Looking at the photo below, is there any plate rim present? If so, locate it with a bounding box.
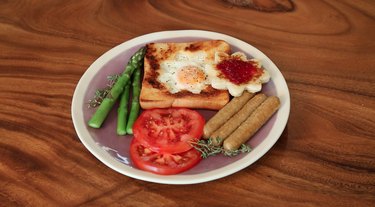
[71,29,290,184]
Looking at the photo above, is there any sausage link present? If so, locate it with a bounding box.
[203,91,254,139]
[223,96,280,151]
[210,93,267,145]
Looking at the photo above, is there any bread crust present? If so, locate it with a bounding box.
[140,40,231,110]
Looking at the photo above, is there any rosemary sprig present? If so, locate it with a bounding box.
[189,138,252,158]
[88,74,120,108]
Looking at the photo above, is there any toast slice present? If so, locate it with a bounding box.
[140,40,231,110]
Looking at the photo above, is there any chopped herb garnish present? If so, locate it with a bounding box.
[189,138,252,158]
[88,74,120,108]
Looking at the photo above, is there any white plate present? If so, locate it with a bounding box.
[71,30,290,184]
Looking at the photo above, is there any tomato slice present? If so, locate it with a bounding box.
[130,138,202,175]
[133,108,205,154]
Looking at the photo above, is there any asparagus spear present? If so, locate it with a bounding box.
[116,83,130,135]
[88,47,145,128]
[126,65,142,134]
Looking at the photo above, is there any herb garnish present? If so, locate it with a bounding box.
[189,138,252,158]
[88,74,120,108]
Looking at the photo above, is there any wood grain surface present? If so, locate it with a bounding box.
[1,0,374,206]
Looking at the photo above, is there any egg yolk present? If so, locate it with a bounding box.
[176,66,206,86]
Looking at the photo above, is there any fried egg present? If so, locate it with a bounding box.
[206,52,270,97]
[158,52,210,94]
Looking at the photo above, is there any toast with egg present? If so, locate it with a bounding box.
[140,40,231,110]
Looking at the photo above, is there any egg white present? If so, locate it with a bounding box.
[158,52,210,94]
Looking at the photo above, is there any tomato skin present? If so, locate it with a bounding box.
[130,139,202,175]
[133,108,205,154]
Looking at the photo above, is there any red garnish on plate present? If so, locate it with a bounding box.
[216,59,263,85]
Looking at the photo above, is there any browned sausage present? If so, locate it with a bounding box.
[203,91,254,139]
[223,96,280,151]
[210,93,267,145]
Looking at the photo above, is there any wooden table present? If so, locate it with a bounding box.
[1,0,374,206]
